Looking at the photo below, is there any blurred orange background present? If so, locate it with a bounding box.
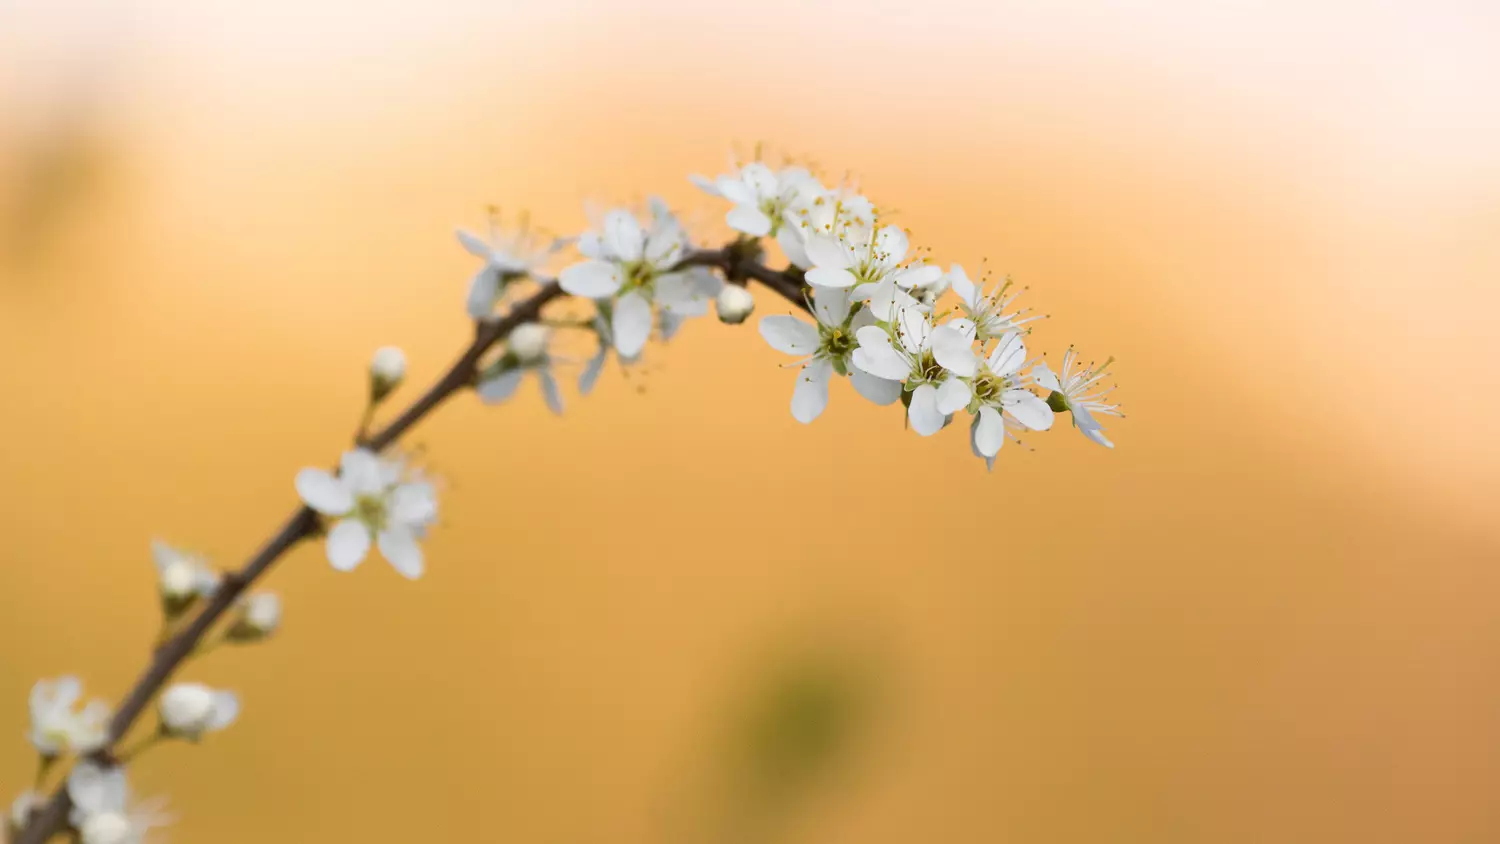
[2,1,1499,841]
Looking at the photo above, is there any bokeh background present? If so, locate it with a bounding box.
[3,1,1499,841]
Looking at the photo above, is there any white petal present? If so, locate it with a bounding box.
[689,173,720,196]
[612,291,652,358]
[340,449,385,495]
[456,229,492,260]
[896,306,930,354]
[742,162,778,197]
[67,762,126,816]
[758,316,819,355]
[803,235,850,270]
[908,384,945,436]
[790,359,833,424]
[579,350,606,395]
[987,332,1027,376]
[378,525,425,580]
[976,406,1006,457]
[716,177,755,205]
[477,368,524,404]
[603,210,644,261]
[1031,362,1061,392]
[849,368,902,405]
[726,205,773,237]
[391,482,438,525]
[559,260,622,298]
[948,264,977,306]
[812,286,852,326]
[325,519,371,572]
[1081,424,1116,448]
[1004,390,1055,431]
[466,267,501,319]
[852,328,909,381]
[538,369,564,416]
[777,225,812,269]
[865,278,919,322]
[894,264,942,288]
[874,225,909,264]
[295,469,353,515]
[207,692,240,731]
[805,267,858,289]
[936,377,972,414]
[644,223,686,266]
[930,325,978,377]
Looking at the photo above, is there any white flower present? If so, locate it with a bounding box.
[947,264,1041,340]
[758,288,902,423]
[369,346,406,399]
[149,541,218,614]
[29,677,110,757]
[459,210,565,319]
[963,331,1055,461]
[716,284,755,324]
[158,683,238,740]
[1032,348,1121,448]
[852,307,976,435]
[226,593,281,642]
[692,162,823,237]
[477,324,563,416]
[802,221,941,321]
[558,206,694,358]
[67,762,170,844]
[295,450,438,580]
[776,189,875,270]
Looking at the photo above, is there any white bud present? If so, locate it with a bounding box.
[227,593,281,642]
[715,285,755,324]
[509,323,549,364]
[8,790,41,833]
[158,683,239,740]
[79,812,133,844]
[369,346,406,401]
[158,561,197,601]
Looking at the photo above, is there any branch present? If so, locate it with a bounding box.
[15,248,805,843]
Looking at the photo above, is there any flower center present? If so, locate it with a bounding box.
[972,371,1008,403]
[354,495,388,531]
[820,326,856,360]
[621,260,658,294]
[913,349,944,385]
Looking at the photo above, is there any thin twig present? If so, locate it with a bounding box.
[16,249,806,843]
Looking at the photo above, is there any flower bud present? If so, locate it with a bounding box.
[716,285,755,324]
[369,346,407,402]
[159,683,239,740]
[8,790,42,836]
[226,593,281,643]
[152,541,217,619]
[79,812,133,844]
[508,323,549,364]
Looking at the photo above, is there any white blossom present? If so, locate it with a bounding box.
[852,307,975,435]
[802,220,941,322]
[964,331,1055,460]
[149,541,218,614]
[776,189,875,270]
[758,288,902,423]
[29,677,110,757]
[715,284,755,324]
[67,762,171,844]
[158,683,239,740]
[368,346,407,399]
[947,264,1041,340]
[477,324,563,416]
[226,593,281,642]
[692,162,823,238]
[1032,348,1121,448]
[459,211,565,319]
[295,450,438,580]
[558,206,703,358]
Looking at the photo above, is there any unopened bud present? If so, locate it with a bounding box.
[159,683,239,740]
[716,285,755,324]
[226,593,281,643]
[369,346,407,402]
[79,812,133,844]
[509,323,549,364]
[152,541,216,619]
[8,790,42,836]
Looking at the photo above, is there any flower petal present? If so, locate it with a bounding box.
[811,285,852,326]
[456,229,492,260]
[559,260,623,298]
[976,406,1006,457]
[849,368,902,405]
[340,449,386,495]
[947,264,977,307]
[689,173,720,196]
[805,267,858,289]
[874,225,909,264]
[908,384,945,436]
[295,469,353,515]
[325,519,371,572]
[603,210,644,261]
[852,328,909,380]
[896,306,930,354]
[466,266,501,319]
[936,377,972,414]
[579,350,606,395]
[378,525,425,580]
[791,358,833,424]
[777,225,812,269]
[894,264,942,288]
[391,482,438,525]
[930,325,978,377]
[742,162,778,197]
[1031,362,1061,392]
[207,692,240,731]
[803,235,850,270]
[1004,390,1055,431]
[538,369,564,416]
[716,177,755,205]
[758,315,819,355]
[726,206,773,237]
[477,368,525,404]
[987,331,1027,376]
[612,291,653,358]
[1081,424,1116,448]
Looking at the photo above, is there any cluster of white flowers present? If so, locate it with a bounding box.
[65,761,170,844]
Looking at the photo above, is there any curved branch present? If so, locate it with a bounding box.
[16,249,805,843]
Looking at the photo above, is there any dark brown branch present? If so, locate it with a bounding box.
[16,250,803,843]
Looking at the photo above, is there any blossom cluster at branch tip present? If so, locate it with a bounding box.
[28,677,109,759]
[67,761,170,844]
